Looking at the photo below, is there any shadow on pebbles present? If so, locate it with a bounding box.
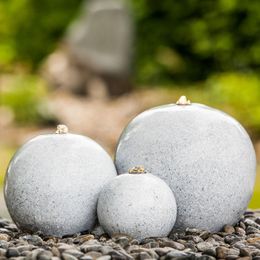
[0,211,259,260]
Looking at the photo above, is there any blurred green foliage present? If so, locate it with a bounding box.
[249,168,260,208]
[0,0,82,70]
[0,146,15,185]
[131,0,260,83]
[1,75,50,124]
[206,73,260,137]
[1,0,260,137]
[1,0,260,84]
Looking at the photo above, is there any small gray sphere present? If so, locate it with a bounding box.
[4,125,117,237]
[115,97,256,232]
[97,167,177,240]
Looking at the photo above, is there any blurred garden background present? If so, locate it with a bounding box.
[0,0,260,217]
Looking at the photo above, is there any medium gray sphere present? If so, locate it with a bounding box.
[115,97,256,232]
[97,167,177,240]
[4,125,117,237]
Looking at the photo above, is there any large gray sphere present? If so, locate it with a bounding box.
[4,125,117,237]
[97,167,177,240]
[115,98,256,232]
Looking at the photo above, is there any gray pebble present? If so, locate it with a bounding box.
[225,256,240,260]
[247,227,260,235]
[0,240,9,249]
[211,234,224,242]
[224,234,242,244]
[200,231,211,240]
[223,225,236,234]
[236,227,246,236]
[10,257,25,260]
[240,248,251,257]
[91,225,106,237]
[252,249,260,257]
[154,247,173,256]
[38,250,53,260]
[216,246,239,258]
[148,242,159,248]
[31,248,44,260]
[164,240,185,250]
[190,235,203,243]
[63,249,83,258]
[245,219,260,229]
[6,248,20,257]
[20,250,31,256]
[233,241,247,250]
[255,218,260,225]
[130,252,139,259]
[185,241,197,252]
[7,224,19,232]
[197,256,216,260]
[205,238,219,247]
[202,248,216,257]
[96,256,111,260]
[130,248,157,259]
[79,256,93,260]
[51,257,61,260]
[0,249,6,257]
[139,252,151,260]
[0,228,13,236]
[100,246,114,255]
[252,243,260,250]
[51,247,60,257]
[21,235,43,246]
[185,228,203,236]
[58,244,76,252]
[0,233,10,241]
[183,248,193,253]
[115,250,134,259]
[80,245,102,253]
[240,221,247,230]
[130,239,139,245]
[196,242,213,252]
[116,237,129,248]
[166,249,188,258]
[0,219,9,227]
[16,245,33,253]
[109,250,130,259]
[62,253,78,260]
[74,235,95,244]
[85,252,103,258]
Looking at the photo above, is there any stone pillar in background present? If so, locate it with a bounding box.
[43,0,134,97]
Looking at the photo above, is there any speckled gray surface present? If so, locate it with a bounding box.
[115,103,257,232]
[4,133,117,237]
[97,172,177,240]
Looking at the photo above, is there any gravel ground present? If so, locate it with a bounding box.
[0,211,259,260]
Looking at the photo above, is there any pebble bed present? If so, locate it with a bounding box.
[0,211,259,260]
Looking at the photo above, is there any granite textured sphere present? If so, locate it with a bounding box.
[115,97,256,232]
[97,167,177,240]
[4,125,117,237]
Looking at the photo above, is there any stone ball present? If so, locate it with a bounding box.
[115,98,256,232]
[4,125,117,237]
[97,167,177,240]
